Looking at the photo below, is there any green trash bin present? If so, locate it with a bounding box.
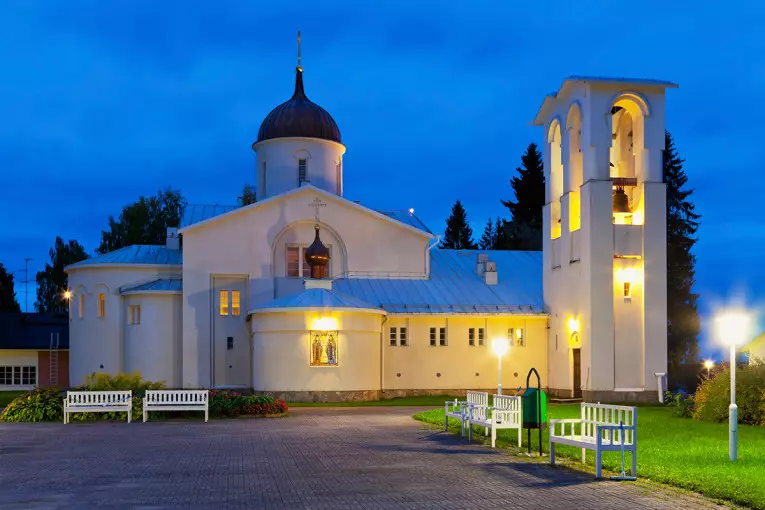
[521,387,547,429]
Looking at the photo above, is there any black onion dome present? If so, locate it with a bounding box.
[256,67,341,144]
[305,225,330,269]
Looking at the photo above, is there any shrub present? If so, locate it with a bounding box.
[72,371,165,422]
[0,387,64,422]
[209,391,287,417]
[693,362,765,425]
[664,389,694,418]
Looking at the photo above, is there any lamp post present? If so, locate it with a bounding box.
[715,310,751,462]
[492,338,510,395]
[703,359,714,378]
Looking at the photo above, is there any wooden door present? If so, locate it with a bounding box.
[573,348,582,398]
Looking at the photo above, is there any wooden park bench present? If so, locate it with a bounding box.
[467,394,523,447]
[63,391,133,424]
[549,402,637,478]
[444,391,489,437]
[143,390,209,422]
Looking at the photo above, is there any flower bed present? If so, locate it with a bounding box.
[209,391,288,417]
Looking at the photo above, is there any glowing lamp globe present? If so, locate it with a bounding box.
[715,310,751,348]
[492,337,509,357]
[703,359,714,370]
[63,291,72,300]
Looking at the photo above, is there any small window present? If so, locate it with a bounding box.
[336,161,342,194]
[128,305,141,325]
[22,366,36,385]
[262,161,267,194]
[227,337,234,350]
[298,158,307,183]
[97,294,105,318]
[232,291,241,316]
[0,367,10,385]
[78,294,84,319]
[478,328,485,346]
[624,281,632,299]
[399,327,407,347]
[468,328,475,346]
[510,327,525,347]
[302,249,311,277]
[219,290,229,316]
[439,327,447,346]
[429,328,436,347]
[13,367,21,385]
[389,327,397,346]
[286,246,300,277]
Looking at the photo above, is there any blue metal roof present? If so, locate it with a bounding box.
[181,204,239,229]
[376,210,434,235]
[334,249,545,314]
[67,245,182,269]
[252,288,382,312]
[121,278,182,294]
[565,75,677,87]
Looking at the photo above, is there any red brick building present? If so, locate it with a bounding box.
[0,313,69,390]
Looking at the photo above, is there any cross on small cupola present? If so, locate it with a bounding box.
[304,224,329,279]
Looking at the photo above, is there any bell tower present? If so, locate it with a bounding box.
[533,77,677,402]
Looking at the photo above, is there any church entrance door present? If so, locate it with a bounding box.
[572,348,582,399]
[213,276,251,387]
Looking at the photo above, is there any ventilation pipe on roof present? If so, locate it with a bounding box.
[166,228,180,250]
[475,253,489,275]
[484,260,498,285]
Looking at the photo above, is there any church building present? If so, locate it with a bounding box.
[65,50,675,402]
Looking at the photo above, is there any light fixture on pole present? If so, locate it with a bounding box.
[492,338,510,395]
[703,359,714,378]
[714,309,751,462]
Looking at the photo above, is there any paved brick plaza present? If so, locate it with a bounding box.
[0,407,717,509]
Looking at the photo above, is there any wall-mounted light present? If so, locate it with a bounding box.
[567,317,580,334]
[312,317,337,331]
[615,267,639,299]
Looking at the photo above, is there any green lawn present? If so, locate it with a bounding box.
[288,395,460,407]
[0,391,25,409]
[415,405,765,509]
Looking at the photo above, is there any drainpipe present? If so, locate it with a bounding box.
[655,372,666,403]
[424,235,441,276]
[380,315,389,398]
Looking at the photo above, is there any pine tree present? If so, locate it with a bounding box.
[501,142,545,250]
[664,131,701,368]
[479,218,496,249]
[35,237,88,313]
[440,200,477,249]
[0,263,21,312]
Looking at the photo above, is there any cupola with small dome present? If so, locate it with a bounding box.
[252,31,347,201]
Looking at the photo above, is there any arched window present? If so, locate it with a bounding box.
[548,120,563,239]
[609,94,648,225]
[566,104,583,231]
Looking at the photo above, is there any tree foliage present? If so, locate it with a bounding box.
[238,184,257,206]
[501,142,545,250]
[440,200,477,249]
[35,237,87,313]
[664,131,701,367]
[98,188,186,254]
[0,263,21,312]
[479,217,509,250]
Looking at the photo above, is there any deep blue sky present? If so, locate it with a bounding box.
[1,1,762,357]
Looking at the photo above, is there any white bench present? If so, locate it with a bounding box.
[467,394,523,448]
[143,390,209,422]
[63,391,133,424]
[444,391,489,437]
[549,402,637,478]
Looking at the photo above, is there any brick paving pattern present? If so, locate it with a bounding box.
[0,407,718,509]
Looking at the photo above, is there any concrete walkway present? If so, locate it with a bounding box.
[0,407,720,509]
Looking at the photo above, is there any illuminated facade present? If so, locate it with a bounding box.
[65,63,672,402]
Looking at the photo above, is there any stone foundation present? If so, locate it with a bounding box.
[252,388,500,403]
[547,388,660,404]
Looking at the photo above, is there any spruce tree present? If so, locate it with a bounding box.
[35,237,88,313]
[502,142,545,250]
[0,263,21,312]
[440,200,477,249]
[479,218,496,249]
[664,131,701,368]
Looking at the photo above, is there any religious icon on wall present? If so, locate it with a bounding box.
[309,331,339,366]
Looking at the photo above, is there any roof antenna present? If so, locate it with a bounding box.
[297,30,302,71]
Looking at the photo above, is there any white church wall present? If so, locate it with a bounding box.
[251,311,381,394]
[382,316,547,392]
[124,294,182,387]
[68,266,181,386]
[255,138,346,199]
[181,188,430,387]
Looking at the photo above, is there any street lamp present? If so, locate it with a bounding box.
[714,309,751,462]
[703,359,714,378]
[492,337,510,395]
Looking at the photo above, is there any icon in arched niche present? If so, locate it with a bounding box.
[310,330,339,366]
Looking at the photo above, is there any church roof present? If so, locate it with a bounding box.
[181,204,238,229]
[66,245,182,270]
[377,210,434,235]
[121,278,182,295]
[334,249,545,315]
[250,288,384,315]
[0,312,69,350]
[255,67,341,145]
